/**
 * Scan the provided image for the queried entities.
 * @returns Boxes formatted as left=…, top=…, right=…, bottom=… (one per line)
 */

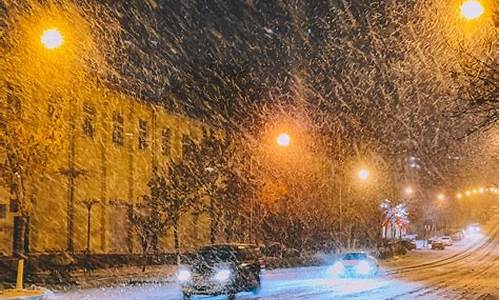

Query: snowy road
left=54, top=231, right=498, bottom=300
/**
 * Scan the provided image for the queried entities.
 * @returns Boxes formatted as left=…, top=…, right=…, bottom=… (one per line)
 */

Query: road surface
left=53, top=230, right=498, bottom=300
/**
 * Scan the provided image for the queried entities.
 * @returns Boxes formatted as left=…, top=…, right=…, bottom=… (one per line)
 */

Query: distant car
left=431, top=241, right=445, bottom=250
left=400, top=240, right=417, bottom=250
left=451, top=231, right=464, bottom=241
left=467, top=223, right=481, bottom=233
left=439, top=236, right=453, bottom=246
left=329, top=252, right=379, bottom=278
left=176, top=244, right=265, bottom=300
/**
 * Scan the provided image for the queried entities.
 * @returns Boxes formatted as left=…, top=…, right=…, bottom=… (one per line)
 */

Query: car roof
left=198, top=243, right=258, bottom=251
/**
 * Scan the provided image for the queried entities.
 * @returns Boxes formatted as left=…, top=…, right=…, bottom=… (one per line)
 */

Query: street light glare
left=41, top=28, right=63, bottom=49
left=404, top=186, right=413, bottom=195
left=461, top=0, right=484, bottom=20
left=276, top=133, right=291, bottom=147
left=437, top=193, right=445, bottom=200
left=358, top=169, right=369, bottom=181
left=457, top=193, right=463, bottom=199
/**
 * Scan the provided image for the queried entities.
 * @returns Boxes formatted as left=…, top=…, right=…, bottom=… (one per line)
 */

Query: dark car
left=176, top=244, right=265, bottom=300
left=400, top=240, right=417, bottom=250
left=431, top=241, right=445, bottom=250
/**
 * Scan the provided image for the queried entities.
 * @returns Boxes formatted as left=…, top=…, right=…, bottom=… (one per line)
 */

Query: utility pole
left=60, top=95, right=85, bottom=253
left=81, top=199, right=99, bottom=253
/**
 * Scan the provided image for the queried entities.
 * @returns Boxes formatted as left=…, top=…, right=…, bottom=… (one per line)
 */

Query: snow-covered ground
left=52, top=230, right=498, bottom=300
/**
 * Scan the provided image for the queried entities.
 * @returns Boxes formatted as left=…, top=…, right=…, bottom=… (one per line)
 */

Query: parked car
left=451, top=231, right=464, bottom=241
left=431, top=241, right=445, bottom=250
left=400, top=240, right=417, bottom=250
left=439, top=236, right=453, bottom=246
left=329, top=252, right=379, bottom=278
left=177, top=244, right=265, bottom=300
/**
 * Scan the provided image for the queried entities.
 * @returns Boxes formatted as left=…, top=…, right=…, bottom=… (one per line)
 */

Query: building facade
left=0, top=86, right=213, bottom=255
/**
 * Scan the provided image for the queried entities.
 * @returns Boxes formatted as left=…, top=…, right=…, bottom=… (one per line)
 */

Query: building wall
left=0, top=85, right=212, bottom=255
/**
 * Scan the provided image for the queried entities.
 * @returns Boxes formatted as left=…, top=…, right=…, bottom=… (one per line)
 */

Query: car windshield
left=195, top=247, right=239, bottom=264
left=343, top=253, right=368, bottom=260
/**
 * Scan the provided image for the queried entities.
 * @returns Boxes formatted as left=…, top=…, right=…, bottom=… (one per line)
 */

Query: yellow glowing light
left=472, top=189, right=478, bottom=194
left=457, top=193, right=463, bottom=199
left=479, top=187, right=484, bottom=193
left=358, top=169, right=369, bottom=181
left=404, top=186, right=414, bottom=195
left=276, top=133, right=291, bottom=147
left=41, top=28, right=64, bottom=49
left=465, top=190, right=471, bottom=196
left=461, top=0, right=484, bottom=20
left=437, top=193, right=445, bottom=200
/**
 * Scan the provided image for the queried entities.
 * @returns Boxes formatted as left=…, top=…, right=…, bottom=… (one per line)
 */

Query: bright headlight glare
left=356, top=261, right=371, bottom=275
left=329, top=261, right=344, bottom=275
left=176, top=269, right=191, bottom=282
left=213, top=269, right=232, bottom=282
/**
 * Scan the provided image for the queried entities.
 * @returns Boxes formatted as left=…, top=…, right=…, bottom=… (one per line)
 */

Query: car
left=431, top=241, right=445, bottom=250
left=467, top=223, right=481, bottom=233
left=176, top=244, right=265, bottom=300
left=329, top=252, right=379, bottom=278
left=439, top=236, right=453, bottom=246
left=400, top=240, right=417, bottom=250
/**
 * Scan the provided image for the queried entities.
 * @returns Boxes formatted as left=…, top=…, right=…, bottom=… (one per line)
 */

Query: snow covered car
left=431, top=241, right=445, bottom=250
left=176, top=244, right=264, bottom=300
left=439, top=236, right=453, bottom=246
left=329, top=252, right=379, bottom=278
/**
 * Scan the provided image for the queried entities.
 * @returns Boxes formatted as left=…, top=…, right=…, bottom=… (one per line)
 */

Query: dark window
left=9, top=199, right=18, bottom=213
left=47, top=103, right=56, bottom=118
left=138, top=119, right=148, bottom=150
left=83, top=103, right=96, bottom=138
left=6, top=83, right=21, bottom=115
left=0, top=204, right=6, bottom=219
left=112, top=112, right=124, bottom=145
left=162, top=128, right=171, bottom=155
left=182, top=136, right=197, bottom=161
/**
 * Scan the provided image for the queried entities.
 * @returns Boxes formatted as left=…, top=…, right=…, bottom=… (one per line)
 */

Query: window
left=0, top=204, right=6, bottom=219
left=112, top=112, right=124, bottom=145
left=138, top=119, right=148, bottom=150
left=9, top=199, right=18, bottom=213
left=182, top=136, right=197, bottom=161
left=161, top=128, right=171, bottom=155
left=6, top=83, right=21, bottom=116
left=83, top=103, right=96, bottom=138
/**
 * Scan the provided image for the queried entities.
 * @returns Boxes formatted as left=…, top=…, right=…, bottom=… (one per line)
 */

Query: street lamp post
left=205, top=167, right=217, bottom=244
left=81, top=199, right=99, bottom=253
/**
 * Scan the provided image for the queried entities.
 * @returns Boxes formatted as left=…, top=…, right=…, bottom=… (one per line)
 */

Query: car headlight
left=176, top=268, right=192, bottom=282
left=329, top=261, right=345, bottom=276
left=356, top=261, right=371, bottom=275
left=213, top=268, right=232, bottom=282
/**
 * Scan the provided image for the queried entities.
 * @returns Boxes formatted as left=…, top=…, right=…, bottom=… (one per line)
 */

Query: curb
left=0, top=288, right=53, bottom=300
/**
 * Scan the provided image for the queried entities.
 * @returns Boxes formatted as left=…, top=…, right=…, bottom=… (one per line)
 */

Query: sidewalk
left=0, top=288, right=52, bottom=300
left=54, top=264, right=177, bottom=289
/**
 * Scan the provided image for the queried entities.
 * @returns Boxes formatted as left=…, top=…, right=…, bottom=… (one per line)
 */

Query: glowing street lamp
left=358, top=169, right=369, bottom=181
left=460, top=0, right=484, bottom=20
left=437, top=193, right=445, bottom=200
left=456, top=193, right=463, bottom=199
left=404, top=186, right=414, bottom=196
left=41, top=28, right=64, bottom=49
left=465, top=190, right=471, bottom=196
left=276, top=133, right=291, bottom=147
